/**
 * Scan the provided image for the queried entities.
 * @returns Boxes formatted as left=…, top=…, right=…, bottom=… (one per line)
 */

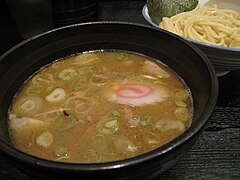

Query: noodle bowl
left=142, top=0, right=240, bottom=74
left=160, top=4, right=240, bottom=48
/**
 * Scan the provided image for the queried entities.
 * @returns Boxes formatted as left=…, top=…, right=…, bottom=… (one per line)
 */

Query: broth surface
left=8, top=51, right=193, bottom=163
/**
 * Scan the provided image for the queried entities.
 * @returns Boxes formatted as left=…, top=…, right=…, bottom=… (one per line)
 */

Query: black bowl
left=0, top=22, right=218, bottom=180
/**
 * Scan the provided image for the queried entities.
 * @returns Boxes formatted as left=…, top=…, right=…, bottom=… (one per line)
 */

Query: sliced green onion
left=111, top=110, right=121, bottom=117
left=54, top=146, right=69, bottom=157
left=96, top=117, right=119, bottom=135
left=74, top=53, right=99, bottom=65
left=85, top=149, right=100, bottom=162
left=55, top=113, right=78, bottom=132
left=9, top=113, right=17, bottom=121
left=64, top=114, right=78, bottom=130
left=140, top=114, right=154, bottom=126
left=153, top=78, right=168, bottom=85
left=82, top=135, right=110, bottom=163
left=176, top=121, right=186, bottom=132
left=175, top=99, right=187, bottom=107
left=175, top=90, right=189, bottom=100
left=91, top=73, right=109, bottom=85
left=27, top=85, right=43, bottom=95
left=74, top=77, right=88, bottom=91
left=117, top=53, right=129, bottom=61
left=58, top=68, right=77, bottom=81
left=134, top=73, right=145, bottom=82
left=174, top=107, right=190, bottom=122
left=113, top=135, right=137, bottom=154
left=45, top=88, right=66, bottom=102
left=105, top=119, right=118, bottom=128
left=13, top=96, right=43, bottom=116
left=156, top=119, right=186, bottom=133
left=20, top=99, right=35, bottom=111
left=78, top=66, right=96, bottom=75
left=31, top=75, right=41, bottom=85
left=155, top=119, right=179, bottom=133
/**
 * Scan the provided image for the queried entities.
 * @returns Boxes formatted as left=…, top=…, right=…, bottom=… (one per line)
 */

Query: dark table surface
left=0, top=0, right=240, bottom=179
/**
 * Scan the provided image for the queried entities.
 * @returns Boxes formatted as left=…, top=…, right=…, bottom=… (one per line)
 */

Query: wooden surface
left=0, top=0, right=239, bottom=179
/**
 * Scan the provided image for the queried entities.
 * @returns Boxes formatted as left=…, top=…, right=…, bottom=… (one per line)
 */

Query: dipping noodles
left=160, top=4, right=240, bottom=48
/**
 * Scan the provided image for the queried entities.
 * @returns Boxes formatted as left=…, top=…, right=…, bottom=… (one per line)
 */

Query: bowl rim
left=0, top=21, right=219, bottom=172
left=142, top=5, right=240, bottom=53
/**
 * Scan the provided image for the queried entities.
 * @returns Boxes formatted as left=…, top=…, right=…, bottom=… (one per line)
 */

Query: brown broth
left=8, top=51, right=193, bottom=163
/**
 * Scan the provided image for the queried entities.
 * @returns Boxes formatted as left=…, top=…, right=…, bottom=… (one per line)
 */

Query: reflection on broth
left=8, top=51, right=193, bottom=163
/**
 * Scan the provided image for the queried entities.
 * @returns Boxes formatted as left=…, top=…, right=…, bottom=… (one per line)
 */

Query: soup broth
left=8, top=51, right=193, bottom=163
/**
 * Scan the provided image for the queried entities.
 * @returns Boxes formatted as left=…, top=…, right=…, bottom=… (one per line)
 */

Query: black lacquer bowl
left=0, top=22, right=218, bottom=180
